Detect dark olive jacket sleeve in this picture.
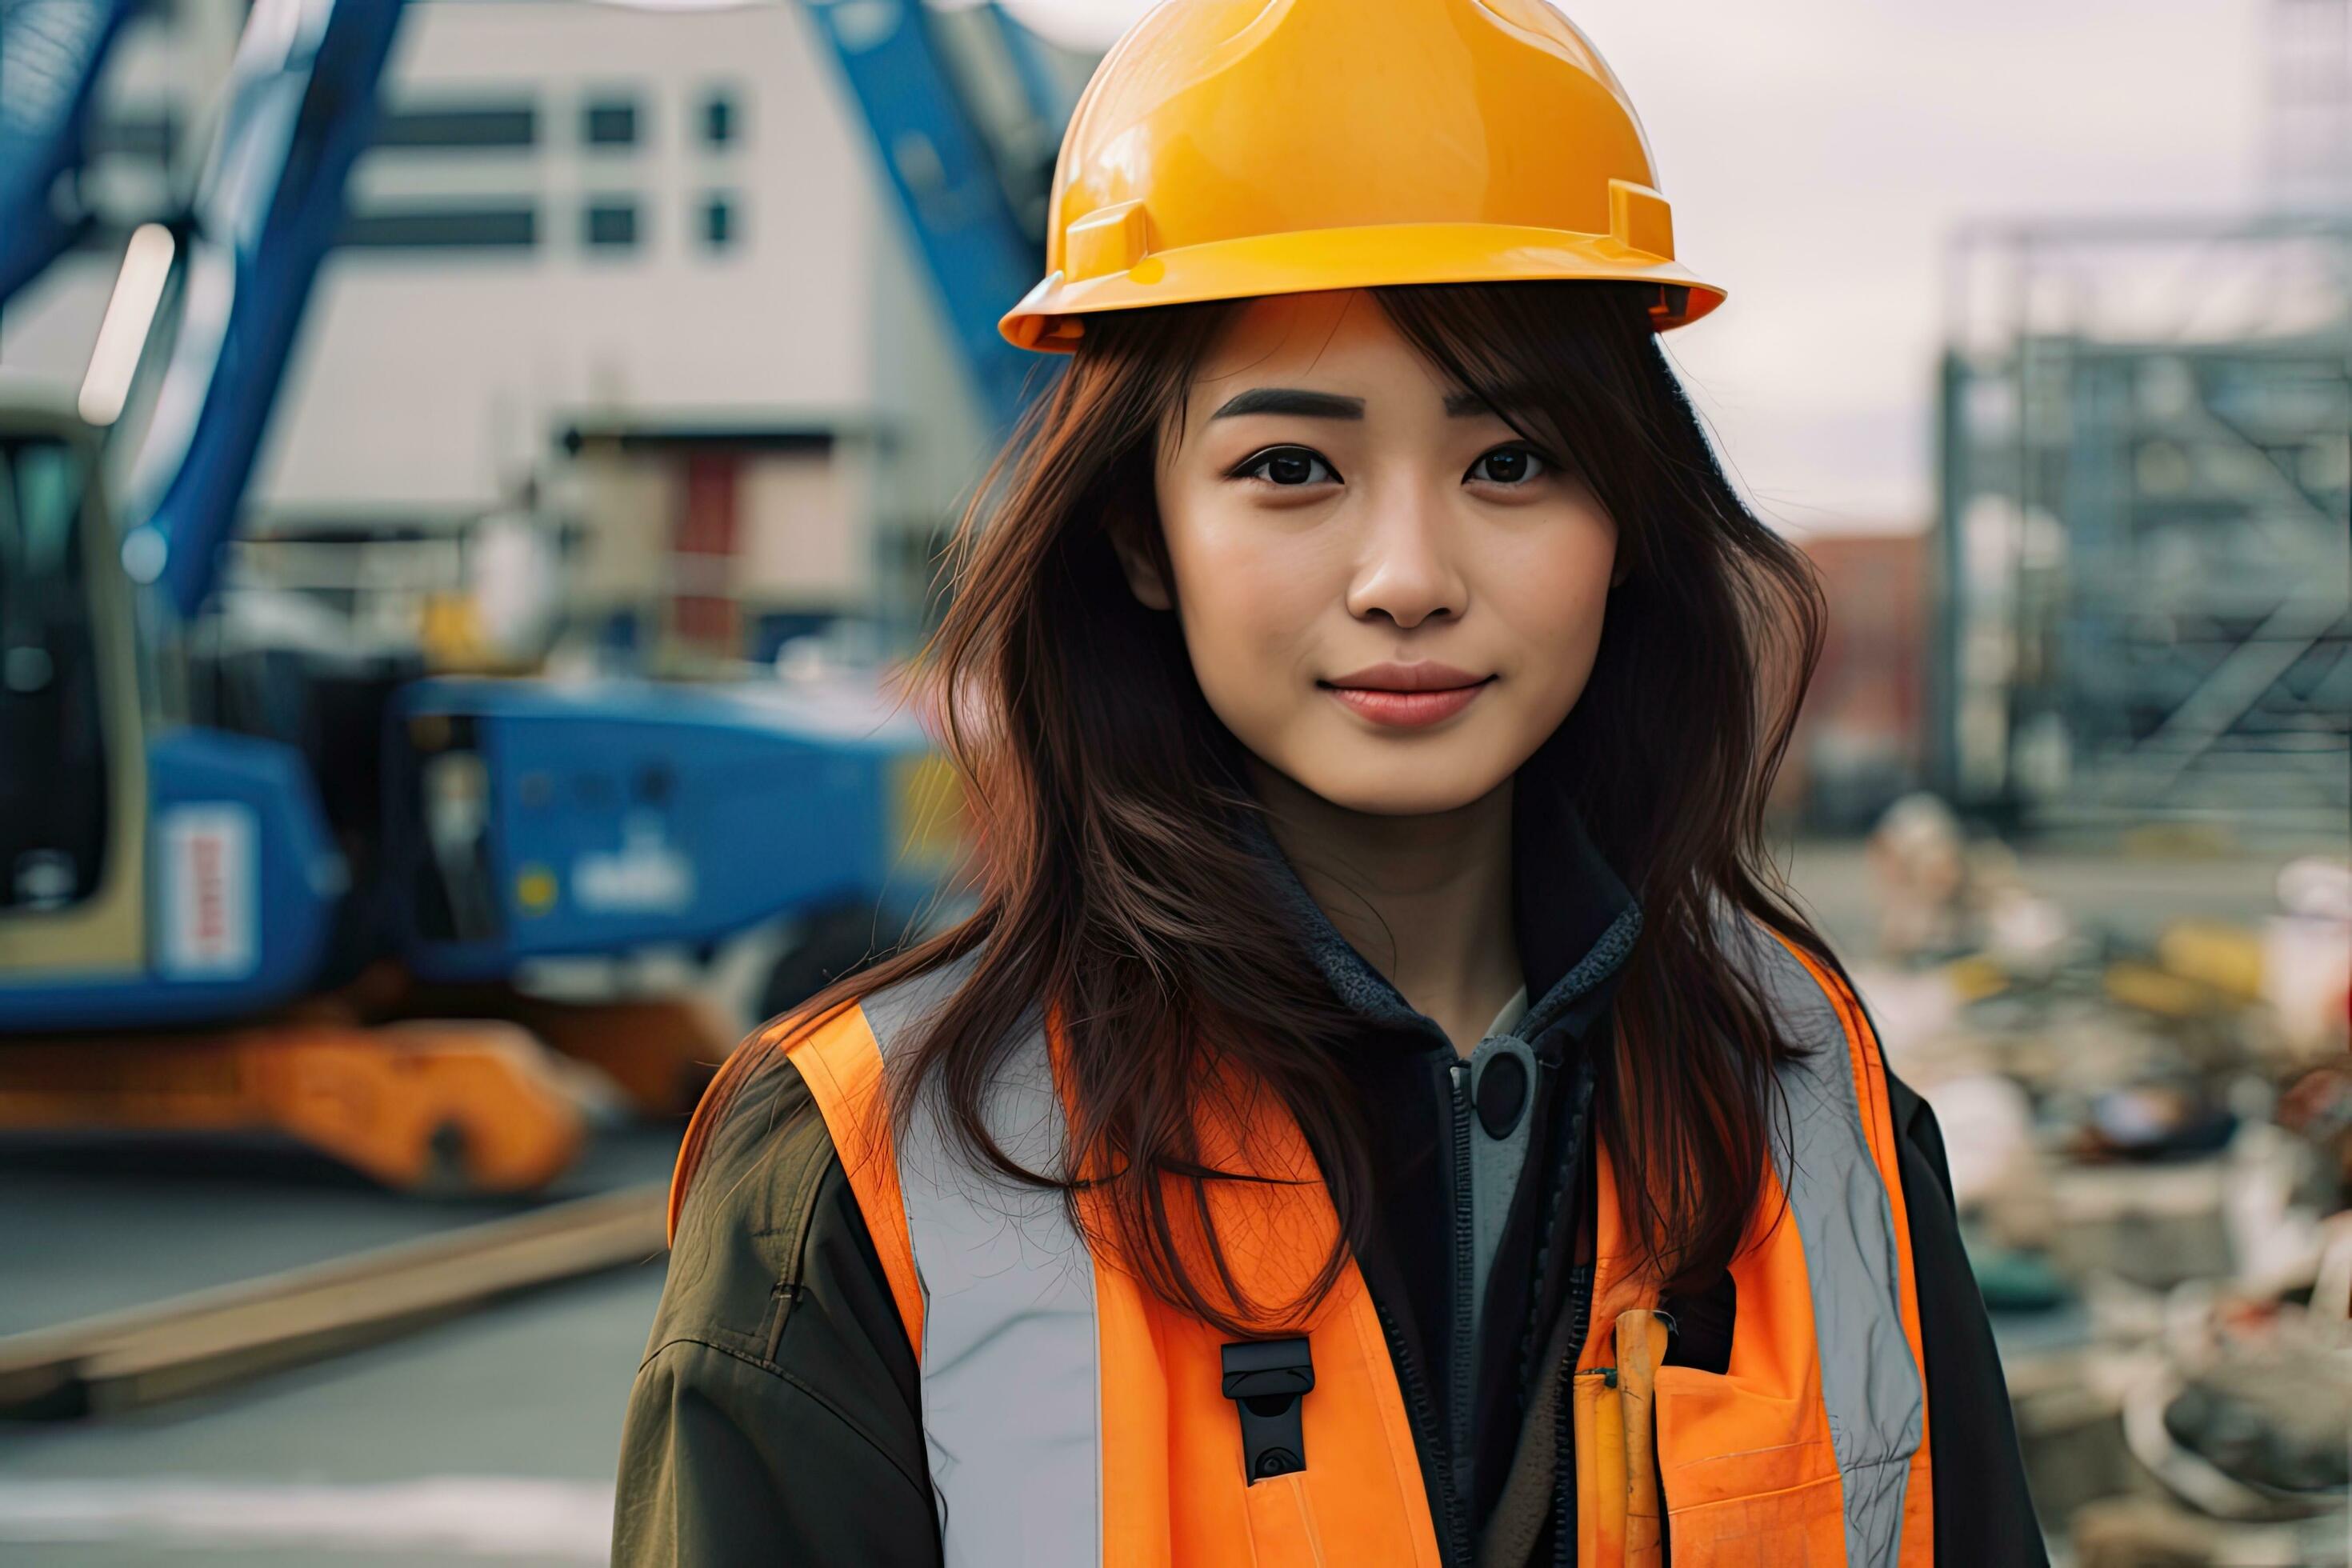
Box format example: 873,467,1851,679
614,1059,941,1568
1887,1068,2050,1566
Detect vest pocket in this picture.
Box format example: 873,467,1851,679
1239,1470,1326,1568
1650,1365,1846,1562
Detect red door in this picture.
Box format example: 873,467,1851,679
674,450,741,653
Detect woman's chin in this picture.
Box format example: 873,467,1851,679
1277,752,1521,820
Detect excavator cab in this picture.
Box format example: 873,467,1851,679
0,407,584,1194
0,407,147,980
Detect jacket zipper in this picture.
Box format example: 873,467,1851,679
1564,1266,1594,1375
1550,1264,1597,1565
1373,1290,1473,1566
1446,1056,1475,1510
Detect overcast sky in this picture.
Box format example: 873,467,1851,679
1003,0,2272,534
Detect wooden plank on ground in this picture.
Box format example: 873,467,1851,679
0,1182,666,1419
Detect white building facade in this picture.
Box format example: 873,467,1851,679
3,0,998,661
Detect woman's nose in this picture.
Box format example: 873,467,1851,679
1344,490,1467,630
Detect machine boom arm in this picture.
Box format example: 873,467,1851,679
18,0,1057,620
123,0,404,620
0,0,141,307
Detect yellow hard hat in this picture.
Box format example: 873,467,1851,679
998,0,1725,353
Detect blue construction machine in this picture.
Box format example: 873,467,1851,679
0,0,1062,1189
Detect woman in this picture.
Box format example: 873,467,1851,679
614,2,2042,1563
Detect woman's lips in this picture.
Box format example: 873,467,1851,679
1322,675,1494,728
1326,686,1486,726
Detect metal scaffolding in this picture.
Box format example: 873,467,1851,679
1930,0,2351,840
1933,214,2352,838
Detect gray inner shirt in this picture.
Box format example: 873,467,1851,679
1467,982,1533,1357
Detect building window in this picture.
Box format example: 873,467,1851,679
377,102,537,151
701,194,738,250
339,205,538,250
701,90,738,147
585,200,639,250
583,98,639,148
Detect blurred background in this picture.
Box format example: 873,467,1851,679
0,0,2345,1562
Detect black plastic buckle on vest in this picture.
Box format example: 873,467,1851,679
1220,1338,1314,1481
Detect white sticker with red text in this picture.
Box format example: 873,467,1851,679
159,803,258,979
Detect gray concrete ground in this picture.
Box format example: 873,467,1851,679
0,1271,658,1564
0,1130,678,1564
0,842,2300,1563
0,1127,675,1338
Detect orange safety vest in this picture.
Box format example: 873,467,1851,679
683,921,1934,1566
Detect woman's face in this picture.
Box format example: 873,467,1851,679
1133,290,1618,817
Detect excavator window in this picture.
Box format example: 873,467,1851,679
0,431,110,911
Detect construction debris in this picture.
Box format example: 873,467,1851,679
1858,799,2352,1564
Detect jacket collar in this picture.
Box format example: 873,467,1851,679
1242,768,1641,1052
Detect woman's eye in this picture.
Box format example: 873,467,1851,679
1239,447,1337,487
1467,445,1548,486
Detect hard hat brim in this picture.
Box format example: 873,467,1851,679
998,221,1725,352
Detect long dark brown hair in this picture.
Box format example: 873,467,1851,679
678,280,1832,1330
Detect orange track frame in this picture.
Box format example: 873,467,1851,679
0,1018,587,1194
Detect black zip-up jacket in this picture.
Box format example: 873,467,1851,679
615,779,2046,1565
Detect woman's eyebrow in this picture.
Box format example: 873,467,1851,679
1208,387,1365,420
1443,387,1542,418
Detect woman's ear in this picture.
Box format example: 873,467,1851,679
1106,511,1174,611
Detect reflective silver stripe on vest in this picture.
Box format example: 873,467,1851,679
1732,919,1926,1568
862,959,1099,1568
